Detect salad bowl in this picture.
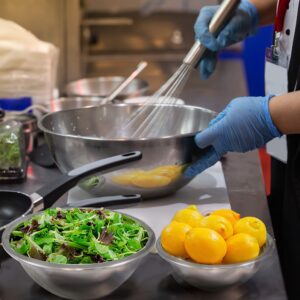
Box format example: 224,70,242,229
2,209,155,300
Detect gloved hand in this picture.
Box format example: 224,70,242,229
194,0,259,79
185,95,282,177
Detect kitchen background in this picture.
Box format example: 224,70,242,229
0,2,287,299
0,0,221,92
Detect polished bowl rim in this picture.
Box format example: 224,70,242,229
156,234,275,269
38,103,217,142
2,209,155,270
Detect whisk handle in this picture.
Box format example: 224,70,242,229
183,0,240,67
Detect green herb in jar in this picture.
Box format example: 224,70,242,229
0,120,25,181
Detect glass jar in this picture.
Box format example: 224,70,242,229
0,120,26,181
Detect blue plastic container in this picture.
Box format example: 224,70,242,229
0,97,32,111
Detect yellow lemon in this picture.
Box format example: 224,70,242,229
234,217,267,247
199,215,233,240
111,170,146,186
161,221,192,258
131,173,171,188
223,233,260,263
211,209,240,226
173,208,203,228
184,228,227,264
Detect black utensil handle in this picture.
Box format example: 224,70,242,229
68,194,141,208
34,151,142,209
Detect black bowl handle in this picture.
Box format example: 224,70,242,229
67,194,141,208
32,151,142,210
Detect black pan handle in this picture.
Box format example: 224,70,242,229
32,151,142,209
67,194,141,208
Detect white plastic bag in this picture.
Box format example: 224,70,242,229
0,18,59,106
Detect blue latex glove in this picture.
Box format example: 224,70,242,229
194,0,259,79
185,96,282,177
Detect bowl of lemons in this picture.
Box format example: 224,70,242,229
156,206,275,291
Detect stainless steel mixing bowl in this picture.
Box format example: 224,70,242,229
65,77,149,99
2,210,155,300
39,104,216,198
49,97,103,112
156,234,275,291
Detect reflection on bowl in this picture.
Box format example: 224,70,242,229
111,165,184,189
79,174,106,190
156,234,275,291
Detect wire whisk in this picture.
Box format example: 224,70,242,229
111,0,240,139
123,63,193,138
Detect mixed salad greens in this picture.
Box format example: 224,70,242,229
10,208,149,264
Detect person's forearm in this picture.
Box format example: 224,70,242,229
269,91,300,134
249,0,277,25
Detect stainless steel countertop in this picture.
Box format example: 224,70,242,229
0,60,287,299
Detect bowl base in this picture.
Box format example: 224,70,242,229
172,273,248,292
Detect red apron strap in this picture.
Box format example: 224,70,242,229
275,0,291,32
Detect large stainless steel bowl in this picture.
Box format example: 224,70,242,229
156,234,275,291
39,104,216,198
65,77,149,99
49,97,103,112
2,210,155,300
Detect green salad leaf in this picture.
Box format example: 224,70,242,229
10,208,148,264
